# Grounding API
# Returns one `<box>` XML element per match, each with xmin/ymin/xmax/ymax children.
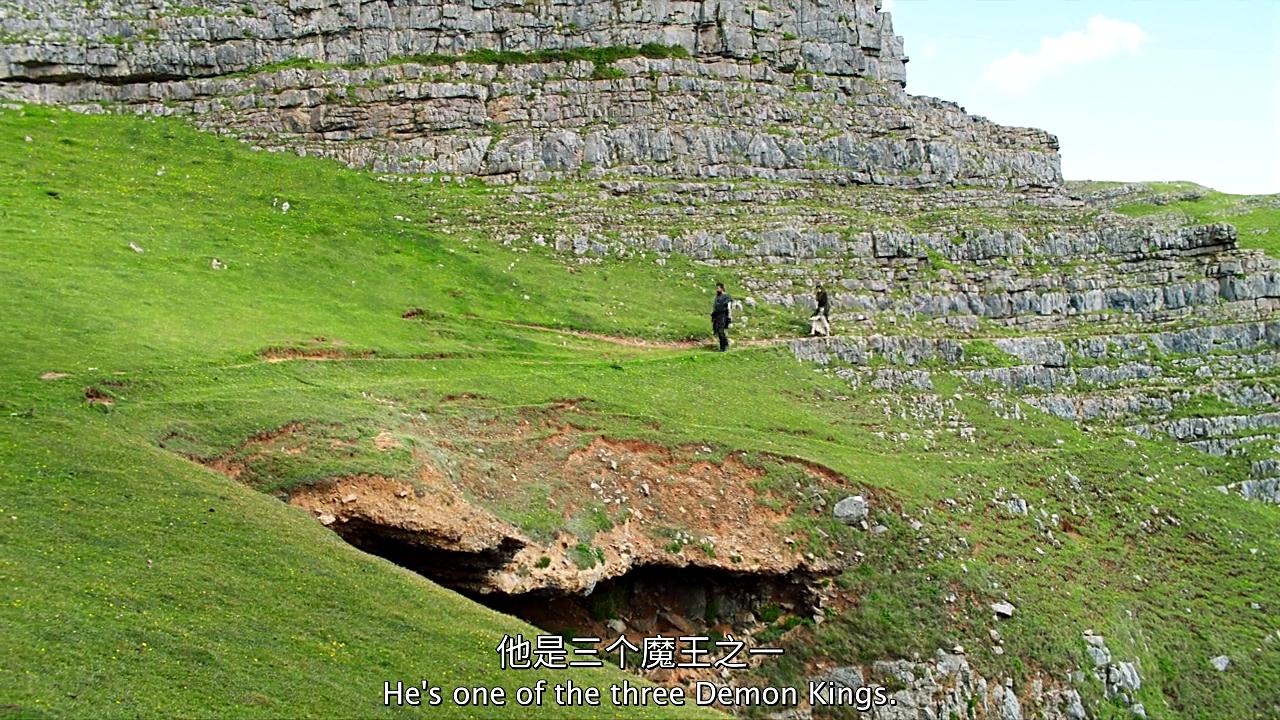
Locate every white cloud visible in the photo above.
<box><xmin>881</xmin><ymin>0</ymin><xmax>895</xmax><ymax>13</ymax></box>
<box><xmin>985</xmin><ymin>15</ymin><xmax>1147</xmax><ymax>95</ymax></box>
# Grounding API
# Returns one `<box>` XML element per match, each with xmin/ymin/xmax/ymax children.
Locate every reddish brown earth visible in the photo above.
<box><xmin>192</xmin><ymin>404</ymin><xmax>870</xmax><ymax>678</ymax></box>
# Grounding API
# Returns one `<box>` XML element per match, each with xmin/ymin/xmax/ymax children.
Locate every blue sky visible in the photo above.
<box><xmin>884</xmin><ymin>0</ymin><xmax>1280</xmax><ymax>194</ymax></box>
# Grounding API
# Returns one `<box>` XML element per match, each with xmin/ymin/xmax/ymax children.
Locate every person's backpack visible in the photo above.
<box><xmin>714</xmin><ymin>296</ymin><xmax>732</xmax><ymax>326</ymax></box>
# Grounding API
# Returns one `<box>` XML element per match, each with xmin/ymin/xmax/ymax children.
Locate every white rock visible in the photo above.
<box><xmin>833</xmin><ymin>495</ymin><xmax>869</xmax><ymax>525</ymax></box>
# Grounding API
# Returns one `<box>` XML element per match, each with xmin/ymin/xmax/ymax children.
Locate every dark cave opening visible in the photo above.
<box><xmin>333</xmin><ymin>517</ymin><xmax>822</xmax><ymax>641</ymax></box>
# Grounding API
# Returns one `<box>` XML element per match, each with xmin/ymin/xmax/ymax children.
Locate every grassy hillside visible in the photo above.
<box><xmin>2</xmin><ymin>106</ymin><xmax>1278</xmax><ymax>719</ymax></box>
<box><xmin>0</xmin><ymin>105</ymin><xmax>723</xmax><ymax>718</ymax></box>
<box><xmin>1081</xmin><ymin>181</ymin><xmax>1280</xmax><ymax>257</ymax></box>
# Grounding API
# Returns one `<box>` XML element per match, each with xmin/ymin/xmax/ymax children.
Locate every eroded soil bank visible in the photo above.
<box><xmin>193</xmin><ymin>401</ymin><xmax>869</xmax><ymax>677</ymax></box>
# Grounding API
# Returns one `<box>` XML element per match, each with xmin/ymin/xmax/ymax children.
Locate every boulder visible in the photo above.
<box><xmin>833</xmin><ymin>495</ymin><xmax>869</xmax><ymax>525</ymax></box>
<box><xmin>991</xmin><ymin>601</ymin><xmax>1016</xmax><ymax>618</ymax></box>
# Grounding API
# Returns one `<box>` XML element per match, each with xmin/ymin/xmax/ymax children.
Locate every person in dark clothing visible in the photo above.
<box><xmin>711</xmin><ymin>282</ymin><xmax>733</xmax><ymax>351</ymax></box>
<box><xmin>815</xmin><ymin>285</ymin><xmax>830</xmax><ymax>319</ymax></box>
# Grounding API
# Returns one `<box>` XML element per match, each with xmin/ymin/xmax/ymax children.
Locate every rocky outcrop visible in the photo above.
<box><xmin>1221</xmin><ymin>478</ymin><xmax>1280</xmax><ymax>505</ymax></box>
<box><xmin>0</xmin><ymin>0</ymin><xmax>907</xmax><ymax>83</ymax></box>
<box><xmin>491</xmin><ymin>182</ymin><xmax>1274</xmax><ymax>327</ymax></box>
<box><xmin>2</xmin><ymin>53</ymin><xmax>1061</xmax><ymax>187</ymax></box>
<box><xmin>0</xmin><ymin>1</ymin><xmax>1063</xmax><ymax>188</ymax></box>
<box><xmin>807</xmin><ymin>651</ymin><xmax>1088</xmax><ymax>720</ymax></box>
<box><xmin>790</xmin><ymin>312</ymin><xmax>1280</xmax><ymax>504</ymax></box>
<box><xmin>1082</xmin><ymin>632</ymin><xmax>1146</xmax><ymax>715</ymax></box>
<box><xmin>793</xmin><ymin>322</ymin><xmax>1280</xmax><ymax>371</ymax></box>
<box><xmin>744</xmin><ymin>223</ymin><xmax>1280</xmax><ymax>327</ymax></box>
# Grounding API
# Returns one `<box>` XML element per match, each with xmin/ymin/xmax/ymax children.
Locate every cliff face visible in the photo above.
<box><xmin>0</xmin><ymin>0</ymin><xmax>906</xmax><ymax>82</ymax></box>
<box><xmin>4</xmin><ymin>58</ymin><xmax>1061</xmax><ymax>187</ymax></box>
<box><xmin>0</xmin><ymin>0</ymin><xmax>1063</xmax><ymax>189</ymax></box>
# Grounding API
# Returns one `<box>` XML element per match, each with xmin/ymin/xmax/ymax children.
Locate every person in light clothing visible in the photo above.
<box><xmin>810</xmin><ymin>285</ymin><xmax>831</xmax><ymax>337</ymax></box>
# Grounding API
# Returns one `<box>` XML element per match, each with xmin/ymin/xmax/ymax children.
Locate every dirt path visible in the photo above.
<box><xmin>502</xmin><ymin>321</ymin><xmax>799</xmax><ymax>350</ymax></box>
<box><xmin>244</xmin><ymin>319</ymin><xmax>805</xmax><ymax>371</ymax></box>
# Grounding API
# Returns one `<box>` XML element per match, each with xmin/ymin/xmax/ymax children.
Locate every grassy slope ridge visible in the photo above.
<box><xmin>1</xmin><ymin>107</ymin><xmax>1277</xmax><ymax>719</ymax></box>
<box><xmin>0</xmin><ymin>106</ymin><xmax>718</xmax><ymax>719</ymax></box>
<box><xmin>1094</xmin><ymin>181</ymin><xmax>1280</xmax><ymax>256</ymax></box>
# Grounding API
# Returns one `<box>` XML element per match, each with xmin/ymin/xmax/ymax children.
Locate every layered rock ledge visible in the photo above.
<box><xmin>0</xmin><ymin>0</ymin><xmax>1063</xmax><ymax>188</ymax></box>
<box><xmin>2</xmin><ymin>0</ymin><xmax>906</xmax><ymax>82</ymax></box>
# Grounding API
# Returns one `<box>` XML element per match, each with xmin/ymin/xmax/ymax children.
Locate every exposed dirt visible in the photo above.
<box><xmin>194</xmin><ymin>404</ymin><xmax>867</xmax><ymax>667</ymax></box>
<box><xmin>40</xmin><ymin>372</ymin><xmax>71</xmax><ymax>381</ymax></box>
<box><xmin>289</xmin><ymin>473</ymin><xmax>523</xmax><ymax>562</ymax></box>
<box><xmin>83</xmin><ymin>385</ymin><xmax>115</xmax><ymax>406</ymax></box>
<box><xmin>260</xmin><ymin>347</ymin><xmax>374</xmax><ymax>363</ymax></box>
<box><xmin>440</xmin><ymin>392</ymin><xmax>485</xmax><ymax>403</ymax></box>
<box><xmin>268</xmin><ymin>406</ymin><xmax>860</xmax><ymax>600</ymax></box>
<box><xmin>373</xmin><ymin>431</ymin><xmax>401</xmax><ymax>451</ymax></box>
<box><xmin>501</xmin><ymin>321</ymin><xmax>795</xmax><ymax>351</ymax></box>
<box><xmin>203</xmin><ymin>422</ymin><xmax>305</xmax><ymax>482</ymax></box>
<box><xmin>283</xmin><ymin>443</ymin><xmax>822</xmax><ymax>596</ymax></box>
<box><xmin>530</xmin><ymin>327</ymin><xmax>705</xmax><ymax>350</ymax></box>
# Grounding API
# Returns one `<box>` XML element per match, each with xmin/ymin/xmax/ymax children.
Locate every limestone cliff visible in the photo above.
<box><xmin>0</xmin><ymin>0</ymin><xmax>1062</xmax><ymax>188</ymax></box>
<box><xmin>3</xmin><ymin>0</ymin><xmax>906</xmax><ymax>82</ymax></box>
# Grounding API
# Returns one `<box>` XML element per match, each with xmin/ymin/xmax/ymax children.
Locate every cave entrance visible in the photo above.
<box><xmin>472</xmin><ymin>565</ymin><xmax>821</xmax><ymax>641</ymax></box>
<box><xmin>333</xmin><ymin>516</ymin><xmax>822</xmax><ymax>644</ymax></box>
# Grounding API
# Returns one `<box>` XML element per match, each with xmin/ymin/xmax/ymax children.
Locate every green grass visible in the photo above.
<box><xmin>2</xmin><ymin>416</ymin><xmax>701</xmax><ymax>718</ymax></box>
<box><xmin>1110</xmin><ymin>184</ymin><xmax>1280</xmax><ymax>257</ymax></box>
<box><xmin>168</xmin><ymin>6</ymin><xmax>215</xmax><ymax>17</ymax></box>
<box><xmin>1166</xmin><ymin>394</ymin><xmax>1246</xmax><ymax>421</ymax></box>
<box><xmin>962</xmin><ymin>340</ymin><xmax>1019</xmax><ymax>368</ymax></box>
<box><xmin>0</xmin><ymin>107</ymin><xmax>761</xmax><ymax>383</ymax></box>
<box><xmin>0</xmin><ymin>106</ymin><xmax>720</xmax><ymax>718</ymax></box>
<box><xmin>392</xmin><ymin>44</ymin><xmax>690</xmax><ymax>69</ymax></box>
<box><xmin>2</xmin><ymin>106</ymin><xmax>1278</xmax><ymax>719</ymax></box>
<box><xmin>227</xmin><ymin>57</ymin><xmax>338</xmax><ymax>77</ymax></box>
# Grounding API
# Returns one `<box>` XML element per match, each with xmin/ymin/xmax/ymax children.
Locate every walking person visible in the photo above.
<box><xmin>711</xmin><ymin>282</ymin><xmax>733</xmax><ymax>352</ymax></box>
<box><xmin>810</xmin><ymin>285</ymin><xmax>831</xmax><ymax>337</ymax></box>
